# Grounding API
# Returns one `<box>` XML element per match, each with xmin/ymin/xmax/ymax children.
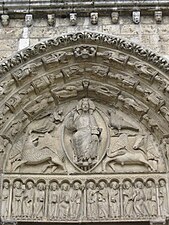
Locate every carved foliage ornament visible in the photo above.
<box><xmin>1</xmin><ymin>31</ymin><xmax>169</xmax><ymax>224</ymax></box>
<box><xmin>0</xmin><ymin>31</ymin><xmax>169</xmax><ymax>75</ymax></box>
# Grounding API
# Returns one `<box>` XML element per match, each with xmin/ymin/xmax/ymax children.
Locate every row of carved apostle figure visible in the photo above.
<box><xmin>1</xmin><ymin>178</ymin><xmax>168</xmax><ymax>220</ymax></box>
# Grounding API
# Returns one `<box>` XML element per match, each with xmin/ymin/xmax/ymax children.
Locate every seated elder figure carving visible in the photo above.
<box><xmin>65</xmin><ymin>98</ymin><xmax>102</xmax><ymax>169</ymax></box>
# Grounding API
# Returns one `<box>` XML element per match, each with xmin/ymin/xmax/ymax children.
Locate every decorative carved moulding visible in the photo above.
<box><xmin>0</xmin><ymin>0</ymin><xmax>169</xmax><ymax>18</ymax></box>
<box><xmin>1</xmin><ymin>31</ymin><xmax>169</xmax><ymax>224</ymax></box>
<box><xmin>0</xmin><ymin>31</ymin><xmax>169</xmax><ymax>74</ymax></box>
<box><xmin>1</xmin><ymin>174</ymin><xmax>168</xmax><ymax>223</ymax></box>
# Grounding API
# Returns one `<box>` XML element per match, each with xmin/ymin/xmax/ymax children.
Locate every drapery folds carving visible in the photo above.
<box><xmin>0</xmin><ymin>31</ymin><xmax>169</xmax><ymax>224</ymax></box>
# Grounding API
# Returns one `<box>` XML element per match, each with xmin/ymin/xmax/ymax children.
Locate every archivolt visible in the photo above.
<box><xmin>0</xmin><ymin>31</ymin><xmax>169</xmax><ymax>172</ymax></box>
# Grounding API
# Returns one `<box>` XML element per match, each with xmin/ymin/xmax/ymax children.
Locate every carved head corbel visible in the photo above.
<box><xmin>132</xmin><ymin>11</ymin><xmax>140</xmax><ymax>24</ymax></box>
<box><xmin>154</xmin><ymin>10</ymin><xmax>162</xmax><ymax>23</ymax></box>
<box><xmin>90</xmin><ymin>12</ymin><xmax>98</xmax><ymax>25</ymax></box>
<box><xmin>47</xmin><ymin>14</ymin><xmax>56</xmax><ymax>26</ymax></box>
<box><xmin>70</xmin><ymin>13</ymin><xmax>77</xmax><ymax>26</ymax></box>
<box><xmin>111</xmin><ymin>11</ymin><xmax>119</xmax><ymax>24</ymax></box>
<box><xmin>1</xmin><ymin>14</ymin><xmax>10</xmax><ymax>27</ymax></box>
<box><xmin>25</xmin><ymin>14</ymin><xmax>33</xmax><ymax>27</ymax></box>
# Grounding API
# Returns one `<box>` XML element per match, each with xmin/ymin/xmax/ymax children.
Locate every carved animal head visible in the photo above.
<box><xmin>133</xmin><ymin>135</ymin><xmax>145</xmax><ymax>150</ymax></box>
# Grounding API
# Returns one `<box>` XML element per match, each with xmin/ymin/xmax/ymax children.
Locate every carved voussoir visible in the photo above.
<box><xmin>73</xmin><ymin>45</ymin><xmax>97</xmax><ymax>59</ymax></box>
<box><xmin>85</xmin><ymin>65</ymin><xmax>109</xmax><ymax>78</ymax></box>
<box><xmin>0</xmin><ymin>32</ymin><xmax>168</xmax><ymax>75</ymax></box>
<box><xmin>23</xmin><ymin>94</ymin><xmax>54</xmax><ymax>119</ymax></box>
<box><xmin>99</xmin><ymin>50</ymin><xmax>129</xmax><ymax>66</ymax></box>
<box><xmin>61</xmin><ymin>65</ymin><xmax>84</xmax><ymax>81</ymax></box>
<box><xmin>88</xmin><ymin>83</ymin><xmax>120</xmax><ymax>103</ymax></box>
<box><xmin>51</xmin><ymin>85</ymin><xmax>78</xmax><ymax>103</ymax></box>
<box><xmin>118</xmin><ymin>94</ymin><xmax>149</xmax><ymax>117</ymax></box>
<box><xmin>1</xmin><ymin>31</ymin><xmax>169</xmax><ymax>225</ymax></box>
<box><xmin>30</xmin><ymin>76</ymin><xmax>51</xmax><ymax>95</ymax></box>
<box><xmin>42</xmin><ymin>52</ymin><xmax>68</xmax><ymax>70</ymax></box>
<box><xmin>11</xmin><ymin>63</ymin><xmax>39</xmax><ymax>85</ymax></box>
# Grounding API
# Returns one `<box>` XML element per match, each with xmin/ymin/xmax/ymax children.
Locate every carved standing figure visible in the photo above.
<box><xmin>65</xmin><ymin>98</ymin><xmax>101</xmax><ymax>169</ymax></box>
<box><xmin>12</xmin><ymin>180</ymin><xmax>24</xmax><ymax>218</ymax></box>
<box><xmin>123</xmin><ymin>181</ymin><xmax>133</xmax><ymax>217</ymax></box>
<box><xmin>70</xmin><ymin>181</ymin><xmax>83</xmax><ymax>219</ymax></box>
<box><xmin>59</xmin><ymin>182</ymin><xmax>70</xmax><ymax>219</ymax></box>
<box><xmin>133</xmin><ymin>181</ymin><xmax>148</xmax><ymax>217</ymax></box>
<box><xmin>23</xmin><ymin>181</ymin><xmax>34</xmax><ymax>218</ymax></box>
<box><xmin>109</xmin><ymin>181</ymin><xmax>120</xmax><ymax>218</ymax></box>
<box><xmin>158</xmin><ymin>179</ymin><xmax>167</xmax><ymax>216</ymax></box>
<box><xmin>97</xmin><ymin>181</ymin><xmax>108</xmax><ymax>219</ymax></box>
<box><xmin>145</xmin><ymin>180</ymin><xmax>157</xmax><ymax>217</ymax></box>
<box><xmin>48</xmin><ymin>182</ymin><xmax>59</xmax><ymax>220</ymax></box>
<box><xmin>34</xmin><ymin>182</ymin><xmax>45</xmax><ymax>219</ymax></box>
<box><xmin>2</xmin><ymin>181</ymin><xmax>10</xmax><ymax>218</ymax></box>
<box><xmin>87</xmin><ymin>181</ymin><xmax>98</xmax><ymax>219</ymax></box>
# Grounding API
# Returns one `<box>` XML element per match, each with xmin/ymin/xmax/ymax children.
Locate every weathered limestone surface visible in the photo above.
<box><xmin>0</xmin><ymin>15</ymin><xmax>169</xmax><ymax>61</ymax></box>
<box><xmin>0</xmin><ymin>30</ymin><xmax>168</xmax><ymax>224</ymax></box>
<box><xmin>1</xmin><ymin>1</ymin><xmax>169</xmax><ymax>225</ymax></box>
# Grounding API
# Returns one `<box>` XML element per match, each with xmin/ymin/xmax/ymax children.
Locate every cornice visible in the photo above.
<box><xmin>1</xmin><ymin>0</ymin><xmax>169</xmax><ymax>17</ymax></box>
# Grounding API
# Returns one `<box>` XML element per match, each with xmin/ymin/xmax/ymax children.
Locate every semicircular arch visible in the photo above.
<box><xmin>0</xmin><ymin>31</ymin><xmax>169</xmax><ymax>174</ymax></box>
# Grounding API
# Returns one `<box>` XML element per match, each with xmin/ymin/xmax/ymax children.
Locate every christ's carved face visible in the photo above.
<box><xmin>81</xmin><ymin>101</ymin><xmax>89</xmax><ymax>112</ymax></box>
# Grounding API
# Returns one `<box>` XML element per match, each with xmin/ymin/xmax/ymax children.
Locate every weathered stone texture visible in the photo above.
<box><xmin>0</xmin><ymin>29</ymin><xmax>169</xmax><ymax>224</ymax></box>
<box><xmin>0</xmin><ymin>15</ymin><xmax>168</xmax><ymax>60</ymax></box>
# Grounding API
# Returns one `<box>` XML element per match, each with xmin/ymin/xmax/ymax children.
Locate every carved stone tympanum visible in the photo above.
<box><xmin>1</xmin><ymin>31</ymin><xmax>169</xmax><ymax>225</ymax></box>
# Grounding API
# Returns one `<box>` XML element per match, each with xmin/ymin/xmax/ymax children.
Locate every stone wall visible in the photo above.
<box><xmin>0</xmin><ymin>15</ymin><xmax>169</xmax><ymax>62</ymax></box>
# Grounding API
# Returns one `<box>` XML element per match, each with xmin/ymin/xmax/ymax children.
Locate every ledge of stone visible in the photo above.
<box><xmin>1</xmin><ymin>0</ymin><xmax>169</xmax><ymax>17</ymax></box>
